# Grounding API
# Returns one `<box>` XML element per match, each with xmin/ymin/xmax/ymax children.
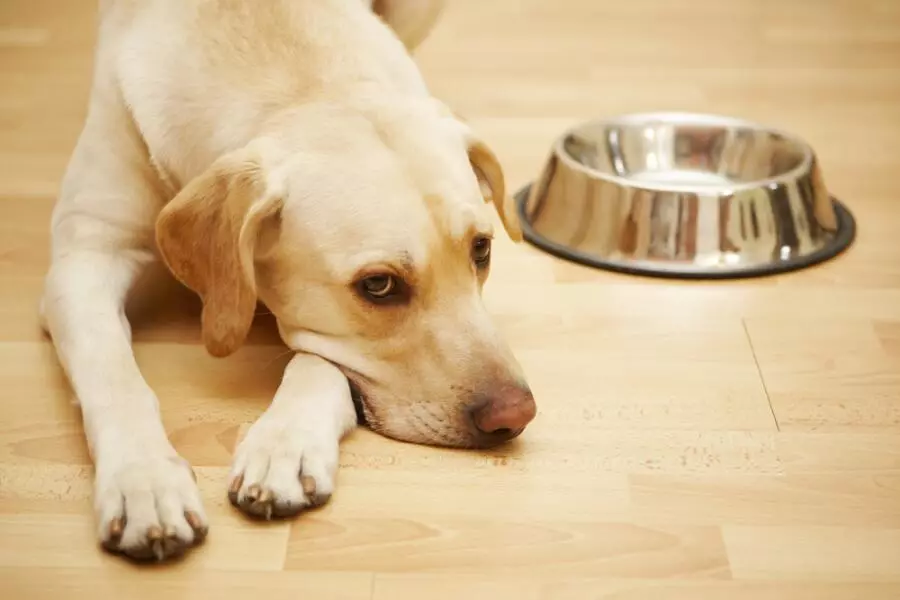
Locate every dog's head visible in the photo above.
<box><xmin>155</xmin><ymin>100</ymin><xmax>535</xmax><ymax>448</ymax></box>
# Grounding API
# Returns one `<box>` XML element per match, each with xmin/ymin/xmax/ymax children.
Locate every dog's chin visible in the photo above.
<box><xmin>342</xmin><ymin>372</ymin><xmax>524</xmax><ymax>449</ymax></box>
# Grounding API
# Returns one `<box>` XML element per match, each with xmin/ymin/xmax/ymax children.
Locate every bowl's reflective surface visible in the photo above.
<box><xmin>517</xmin><ymin>112</ymin><xmax>855</xmax><ymax>278</ymax></box>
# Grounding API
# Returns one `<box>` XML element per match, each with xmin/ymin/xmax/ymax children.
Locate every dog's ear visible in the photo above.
<box><xmin>371</xmin><ymin>0</ymin><xmax>445</xmax><ymax>53</ymax></box>
<box><xmin>155</xmin><ymin>147</ymin><xmax>283</xmax><ymax>357</ymax></box>
<box><xmin>465</xmin><ymin>137</ymin><xmax>522</xmax><ymax>242</ymax></box>
<box><xmin>431</xmin><ymin>101</ymin><xmax>522</xmax><ymax>242</ymax></box>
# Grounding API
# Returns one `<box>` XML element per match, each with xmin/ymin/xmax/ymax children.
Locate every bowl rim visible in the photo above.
<box><xmin>552</xmin><ymin>111</ymin><xmax>817</xmax><ymax>194</ymax></box>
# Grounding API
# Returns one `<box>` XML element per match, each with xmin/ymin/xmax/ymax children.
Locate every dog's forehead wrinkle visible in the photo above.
<box><xmin>422</xmin><ymin>193</ymin><xmax>493</xmax><ymax>243</ymax></box>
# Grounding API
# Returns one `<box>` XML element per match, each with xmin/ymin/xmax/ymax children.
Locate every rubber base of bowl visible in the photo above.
<box><xmin>513</xmin><ymin>183</ymin><xmax>857</xmax><ymax>280</ymax></box>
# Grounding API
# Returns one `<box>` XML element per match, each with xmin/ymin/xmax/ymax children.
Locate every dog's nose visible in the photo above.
<box><xmin>469</xmin><ymin>386</ymin><xmax>537</xmax><ymax>438</ymax></box>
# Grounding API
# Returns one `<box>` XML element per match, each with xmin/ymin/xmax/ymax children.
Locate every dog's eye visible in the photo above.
<box><xmin>472</xmin><ymin>237</ymin><xmax>492</xmax><ymax>268</ymax></box>
<box><xmin>357</xmin><ymin>274</ymin><xmax>402</xmax><ymax>303</ymax></box>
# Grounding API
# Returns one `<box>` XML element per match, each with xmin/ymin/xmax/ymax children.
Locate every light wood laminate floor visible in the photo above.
<box><xmin>1</xmin><ymin>0</ymin><xmax>899</xmax><ymax>598</ymax></box>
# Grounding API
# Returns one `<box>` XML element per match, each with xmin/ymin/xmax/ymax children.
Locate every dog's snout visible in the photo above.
<box><xmin>469</xmin><ymin>385</ymin><xmax>536</xmax><ymax>440</ymax></box>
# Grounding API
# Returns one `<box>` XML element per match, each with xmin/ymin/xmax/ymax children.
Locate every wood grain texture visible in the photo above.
<box><xmin>2</xmin><ymin>0</ymin><xmax>899</xmax><ymax>597</ymax></box>
<box><xmin>372</xmin><ymin>575</ymin><xmax>900</xmax><ymax>600</ymax></box>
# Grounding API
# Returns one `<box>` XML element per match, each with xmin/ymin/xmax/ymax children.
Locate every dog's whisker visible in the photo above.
<box><xmin>259</xmin><ymin>348</ymin><xmax>295</xmax><ymax>371</ymax></box>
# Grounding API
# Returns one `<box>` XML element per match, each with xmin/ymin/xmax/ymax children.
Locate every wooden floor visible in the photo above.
<box><xmin>2</xmin><ymin>0</ymin><xmax>900</xmax><ymax>597</ymax></box>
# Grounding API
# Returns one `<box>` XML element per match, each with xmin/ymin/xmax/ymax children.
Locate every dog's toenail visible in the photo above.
<box><xmin>152</xmin><ymin>539</ymin><xmax>165</xmax><ymax>561</ymax></box>
<box><xmin>185</xmin><ymin>511</ymin><xmax>203</xmax><ymax>531</ymax></box>
<box><xmin>185</xmin><ymin>511</ymin><xmax>208</xmax><ymax>542</ymax></box>
<box><xmin>246</xmin><ymin>484</ymin><xmax>262</xmax><ymax>501</ymax></box>
<box><xmin>109</xmin><ymin>517</ymin><xmax>125</xmax><ymax>539</ymax></box>
<box><xmin>300</xmin><ymin>475</ymin><xmax>317</xmax><ymax>498</ymax></box>
<box><xmin>147</xmin><ymin>525</ymin><xmax>164</xmax><ymax>541</ymax></box>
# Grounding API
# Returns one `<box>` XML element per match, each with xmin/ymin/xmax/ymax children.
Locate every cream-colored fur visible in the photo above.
<box><xmin>42</xmin><ymin>0</ymin><xmax>534</xmax><ymax>562</ymax></box>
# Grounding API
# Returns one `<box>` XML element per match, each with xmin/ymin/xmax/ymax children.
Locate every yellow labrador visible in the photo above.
<box><xmin>41</xmin><ymin>0</ymin><xmax>536</xmax><ymax>561</ymax></box>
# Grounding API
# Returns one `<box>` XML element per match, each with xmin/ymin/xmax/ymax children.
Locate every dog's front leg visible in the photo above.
<box><xmin>43</xmin><ymin>250</ymin><xmax>209</xmax><ymax>560</ymax></box>
<box><xmin>228</xmin><ymin>352</ymin><xmax>358</xmax><ymax>518</ymax></box>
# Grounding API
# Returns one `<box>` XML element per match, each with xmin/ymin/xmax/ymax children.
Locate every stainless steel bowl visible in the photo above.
<box><xmin>516</xmin><ymin>112</ymin><xmax>855</xmax><ymax>278</ymax></box>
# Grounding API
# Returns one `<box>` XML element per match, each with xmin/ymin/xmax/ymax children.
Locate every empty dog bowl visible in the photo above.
<box><xmin>515</xmin><ymin>112</ymin><xmax>855</xmax><ymax>279</ymax></box>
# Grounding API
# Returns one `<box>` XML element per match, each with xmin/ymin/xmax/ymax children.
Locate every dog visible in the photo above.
<box><xmin>41</xmin><ymin>0</ymin><xmax>537</xmax><ymax>562</ymax></box>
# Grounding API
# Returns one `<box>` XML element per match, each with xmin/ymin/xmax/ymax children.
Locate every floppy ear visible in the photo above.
<box><xmin>371</xmin><ymin>0</ymin><xmax>445</xmax><ymax>52</ymax></box>
<box><xmin>432</xmin><ymin>100</ymin><xmax>522</xmax><ymax>242</ymax></box>
<box><xmin>155</xmin><ymin>148</ymin><xmax>283</xmax><ymax>357</ymax></box>
<box><xmin>466</xmin><ymin>138</ymin><xmax>522</xmax><ymax>242</ymax></box>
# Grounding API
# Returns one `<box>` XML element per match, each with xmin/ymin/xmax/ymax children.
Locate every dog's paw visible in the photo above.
<box><xmin>95</xmin><ymin>455</ymin><xmax>208</xmax><ymax>561</ymax></box>
<box><xmin>228</xmin><ymin>418</ymin><xmax>338</xmax><ymax>519</ymax></box>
